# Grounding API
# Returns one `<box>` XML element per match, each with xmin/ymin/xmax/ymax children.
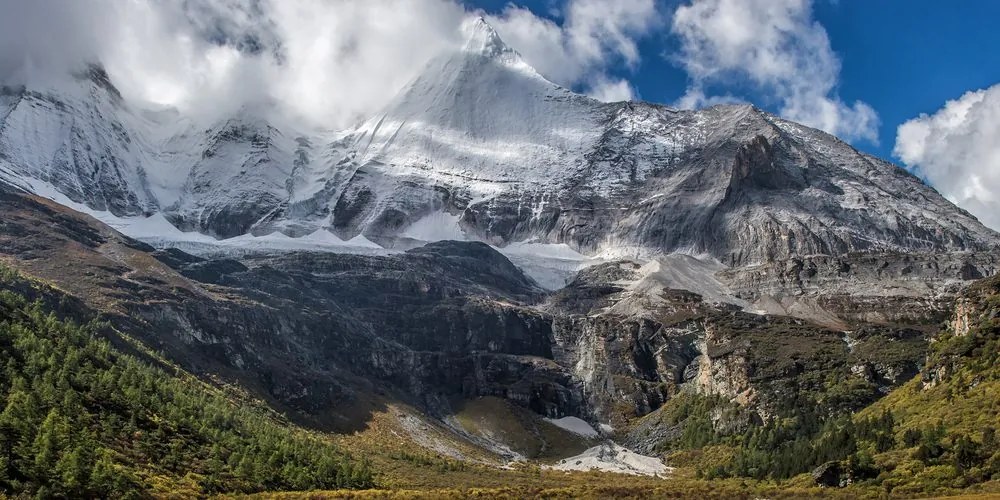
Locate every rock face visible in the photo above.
<box><xmin>812</xmin><ymin>461</ymin><xmax>845</xmax><ymax>487</ymax></box>
<box><xmin>542</xmin><ymin>262</ymin><xmax>932</xmax><ymax>428</ymax></box>
<box><xmin>719</xmin><ymin>251</ymin><xmax>1000</xmax><ymax>328</ymax></box>
<box><xmin>922</xmin><ymin>271</ymin><xmax>1000</xmax><ymax>388</ymax></box>
<box><xmin>0</xmin><ymin>187</ymin><xmax>588</xmax><ymax>422</ymax></box>
<box><xmin>151</xmin><ymin>241</ymin><xmax>594</xmax><ymax>418</ymax></box>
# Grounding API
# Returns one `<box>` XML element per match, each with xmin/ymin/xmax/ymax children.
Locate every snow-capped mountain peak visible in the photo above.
<box><xmin>1</xmin><ymin>16</ymin><xmax>997</xmax><ymax>271</ymax></box>
<box><xmin>463</xmin><ymin>17</ymin><xmax>519</xmax><ymax>62</ymax></box>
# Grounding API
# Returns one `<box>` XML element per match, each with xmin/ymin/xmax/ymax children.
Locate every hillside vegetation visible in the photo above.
<box><xmin>642</xmin><ymin>275</ymin><xmax>1000</xmax><ymax>497</ymax></box>
<box><xmin>2</xmin><ymin>256</ymin><xmax>999</xmax><ymax>498</ymax></box>
<box><xmin>0</xmin><ymin>266</ymin><xmax>373</xmax><ymax>498</ymax></box>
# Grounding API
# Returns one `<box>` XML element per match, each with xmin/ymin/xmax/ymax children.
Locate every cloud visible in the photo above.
<box><xmin>1</xmin><ymin>0</ymin><xmax>286</xmax><ymax>119</ymax></box>
<box><xmin>669</xmin><ymin>0</ymin><xmax>879</xmax><ymax>143</ymax></box>
<box><xmin>586</xmin><ymin>77</ymin><xmax>635</xmax><ymax>102</ymax></box>
<box><xmin>103</xmin><ymin>0</ymin><xmax>470</xmax><ymax>126</ymax></box>
<box><xmin>487</xmin><ymin>0</ymin><xmax>660</xmax><ymax>99</ymax></box>
<box><xmin>0</xmin><ymin>0</ymin><xmax>659</xmax><ymax>128</ymax></box>
<box><xmin>895</xmin><ymin>84</ymin><xmax>1000</xmax><ymax>230</ymax></box>
<box><xmin>261</xmin><ymin>0</ymin><xmax>468</xmax><ymax>127</ymax></box>
<box><xmin>0</xmin><ymin>0</ymin><xmax>107</xmax><ymax>86</ymax></box>
<box><xmin>674</xmin><ymin>88</ymin><xmax>743</xmax><ymax>110</ymax></box>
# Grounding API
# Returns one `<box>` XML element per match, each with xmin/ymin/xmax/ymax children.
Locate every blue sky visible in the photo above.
<box><xmin>472</xmin><ymin>0</ymin><xmax>1000</xmax><ymax>162</ymax></box>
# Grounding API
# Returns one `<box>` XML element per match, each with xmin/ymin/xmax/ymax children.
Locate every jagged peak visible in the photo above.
<box><xmin>462</xmin><ymin>17</ymin><xmax>518</xmax><ymax>60</ymax></box>
<box><xmin>73</xmin><ymin>63</ymin><xmax>123</xmax><ymax>103</ymax></box>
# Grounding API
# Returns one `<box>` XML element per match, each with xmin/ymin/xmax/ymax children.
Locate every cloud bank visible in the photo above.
<box><xmin>0</xmin><ymin>0</ymin><xmax>660</xmax><ymax>127</ymax></box>
<box><xmin>895</xmin><ymin>84</ymin><xmax>1000</xmax><ymax>230</ymax></box>
<box><xmin>670</xmin><ymin>0</ymin><xmax>879</xmax><ymax>143</ymax></box>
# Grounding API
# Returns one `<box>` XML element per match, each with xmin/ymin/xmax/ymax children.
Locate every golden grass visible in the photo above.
<box><xmin>451</xmin><ymin>396</ymin><xmax>592</xmax><ymax>462</ymax></box>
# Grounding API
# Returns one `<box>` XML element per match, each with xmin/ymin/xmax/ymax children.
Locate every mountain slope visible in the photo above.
<box><xmin>0</xmin><ymin>66</ymin><xmax>156</xmax><ymax>216</ymax></box>
<box><xmin>166</xmin><ymin>111</ymin><xmax>306</xmax><ymax>238</ymax></box>
<box><xmin>0</xmin><ymin>266</ymin><xmax>373</xmax><ymax>497</ymax></box>
<box><xmin>860</xmin><ymin>270</ymin><xmax>1000</xmax><ymax>446</ymax></box>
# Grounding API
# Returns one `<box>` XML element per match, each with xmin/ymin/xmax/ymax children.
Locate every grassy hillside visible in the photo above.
<box><xmin>0</xmin><ymin>266</ymin><xmax>373</xmax><ymax>498</ymax></box>
<box><xmin>614</xmin><ymin>275</ymin><xmax>1000</xmax><ymax>497</ymax></box>
<box><xmin>851</xmin><ymin>275</ymin><xmax>1000</xmax><ymax>496</ymax></box>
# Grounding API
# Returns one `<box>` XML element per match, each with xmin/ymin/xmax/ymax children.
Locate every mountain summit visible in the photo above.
<box><xmin>463</xmin><ymin>17</ymin><xmax>518</xmax><ymax>60</ymax></box>
<box><xmin>319</xmin><ymin>16</ymin><xmax>602</xmax><ymax>228</ymax></box>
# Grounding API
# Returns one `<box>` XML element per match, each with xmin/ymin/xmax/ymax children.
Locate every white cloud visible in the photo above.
<box><xmin>0</xmin><ymin>0</ymin><xmax>107</xmax><ymax>86</ymax></box>
<box><xmin>895</xmin><ymin>84</ymin><xmax>1000</xmax><ymax>230</ymax></box>
<box><xmin>488</xmin><ymin>0</ymin><xmax>660</xmax><ymax>97</ymax></box>
<box><xmin>674</xmin><ymin>88</ymin><xmax>743</xmax><ymax>110</ymax></box>
<box><xmin>586</xmin><ymin>77</ymin><xmax>635</xmax><ymax>102</ymax></box>
<box><xmin>0</xmin><ymin>0</ymin><xmax>659</xmax><ymax>128</ymax></box>
<box><xmin>262</xmin><ymin>0</ymin><xmax>467</xmax><ymax>127</ymax></box>
<box><xmin>103</xmin><ymin>0</ymin><xmax>470</xmax><ymax>126</ymax></box>
<box><xmin>670</xmin><ymin>0</ymin><xmax>879</xmax><ymax>143</ymax></box>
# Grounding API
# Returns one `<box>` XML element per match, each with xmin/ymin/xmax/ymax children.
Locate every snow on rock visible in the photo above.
<box><xmin>500</xmin><ymin>241</ymin><xmax>590</xmax><ymax>261</ymax></box>
<box><xmin>497</xmin><ymin>241</ymin><xmax>604</xmax><ymax>290</ymax></box>
<box><xmin>348</xmin><ymin>17</ymin><xmax>603</xmax><ymax>195</ymax></box>
<box><xmin>607</xmin><ymin>254</ymin><xmax>749</xmax><ymax>315</ymax></box>
<box><xmin>401</xmin><ymin>212</ymin><xmax>467</xmax><ymax>241</ymax></box>
<box><xmin>551</xmin><ymin>443</ymin><xmax>670</xmax><ymax>476</ymax></box>
<box><xmin>137</xmin><ymin>227</ymin><xmax>387</xmax><ymax>260</ymax></box>
<box><xmin>544</xmin><ymin>416</ymin><xmax>599</xmax><ymax>438</ymax></box>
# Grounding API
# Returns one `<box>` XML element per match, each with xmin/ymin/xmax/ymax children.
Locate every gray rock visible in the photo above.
<box><xmin>812</xmin><ymin>461</ymin><xmax>844</xmax><ymax>487</ymax></box>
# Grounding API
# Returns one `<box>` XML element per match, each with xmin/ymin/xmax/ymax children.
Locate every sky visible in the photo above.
<box><xmin>0</xmin><ymin>0</ymin><xmax>998</xmax><ymax>228</ymax></box>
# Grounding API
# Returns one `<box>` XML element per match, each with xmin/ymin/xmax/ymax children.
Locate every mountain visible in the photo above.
<box><xmin>1</xmin><ymin>20</ymin><xmax>996</xmax><ymax>267</ymax></box>
<box><xmin>256</xmin><ymin>19</ymin><xmax>1000</xmax><ymax>265</ymax></box>
<box><xmin>0</xmin><ymin>66</ymin><xmax>157</xmax><ymax>216</ymax></box>
<box><xmin>1</xmin><ymin>15</ymin><xmax>1000</xmax><ymax>498</ymax></box>
<box><xmin>1</xmin><ymin>179</ymin><xmax>997</xmax><ymax>496</ymax></box>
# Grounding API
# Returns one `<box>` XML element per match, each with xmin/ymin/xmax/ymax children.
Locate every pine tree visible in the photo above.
<box><xmin>32</xmin><ymin>409</ymin><xmax>70</xmax><ymax>486</ymax></box>
<box><xmin>54</xmin><ymin>444</ymin><xmax>92</xmax><ymax>496</ymax></box>
<box><xmin>0</xmin><ymin>271</ymin><xmax>377</xmax><ymax>496</ymax></box>
<box><xmin>954</xmin><ymin>435</ymin><xmax>979</xmax><ymax>470</ymax></box>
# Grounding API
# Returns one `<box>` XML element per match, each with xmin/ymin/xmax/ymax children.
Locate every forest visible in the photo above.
<box><xmin>0</xmin><ymin>271</ymin><xmax>373</xmax><ymax>497</ymax></box>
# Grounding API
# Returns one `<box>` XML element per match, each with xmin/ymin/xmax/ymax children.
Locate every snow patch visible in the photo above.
<box><xmin>497</xmin><ymin>241</ymin><xmax>605</xmax><ymax>290</ymax></box>
<box><xmin>142</xmin><ymin>229</ymin><xmax>386</xmax><ymax>259</ymax></box>
<box><xmin>544</xmin><ymin>417</ymin><xmax>599</xmax><ymax>438</ymax></box>
<box><xmin>551</xmin><ymin>443</ymin><xmax>670</xmax><ymax>476</ymax></box>
<box><xmin>500</xmin><ymin>241</ymin><xmax>589</xmax><ymax>261</ymax></box>
<box><xmin>21</xmin><ymin>178</ymin><xmax>388</xmax><ymax>256</ymax></box>
<box><xmin>401</xmin><ymin>211</ymin><xmax>467</xmax><ymax>241</ymax></box>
